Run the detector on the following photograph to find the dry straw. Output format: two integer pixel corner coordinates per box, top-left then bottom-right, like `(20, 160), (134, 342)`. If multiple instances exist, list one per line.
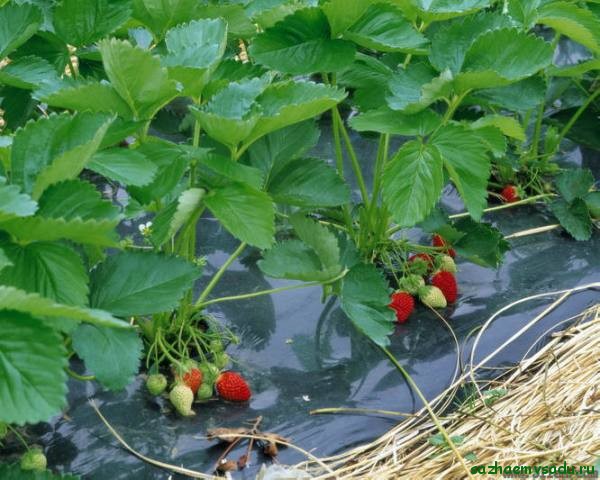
(297, 284), (600, 480)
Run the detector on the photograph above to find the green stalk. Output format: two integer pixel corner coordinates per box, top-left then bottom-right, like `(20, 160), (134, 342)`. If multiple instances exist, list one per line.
(333, 107), (370, 207)
(442, 91), (470, 124)
(67, 56), (78, 79)
(194, 242), (247, 307)
(555, 86), (600, 147)
(370, 133), (389, 209)
(332, 100), (345, 178)
(66, 368), (95, 382)
(364, 133), (390, 253)
(7, 425), (29, 450)
(195, 270), (347, 310)
(530, 101), (545, 161)
(381, 347), (475, 480)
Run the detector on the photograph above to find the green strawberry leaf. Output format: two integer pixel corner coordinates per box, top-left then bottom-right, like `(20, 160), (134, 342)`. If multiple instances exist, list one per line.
(453, 218), (510, 267)
(0, 311), (67, 425)
(127, 139), (191, 204)
(42, 82), (134, 119)
(386, 63), (453, 113)
(53, 0), (132, 47)
(0, 216), (119, 247)
(0, 182), (37, 221)
(0, 240), (89, 306)
(0, 285), (130, 330)
(132, 0), (200, 39)
(383, 139), (444, 228)
(349, 107), (441, 136)
(431, 124), (492, 221)
(537, 2), (600, 54)
(321, 0), (373, 37)
(246, 81), (346, 147)
(246, 0), (305, 30)
(163, 18), (227, 98)
(247, 120), (320, 177)
(290, 214), (342, 277)
(555, 168), (594, 203)
(89, 148), (159, 187)
(413, 0), (492, 22)
(258, 240), (331, 281)
(203, 182), (275, 249)
(195, 151), (264, 189)
(0, 247), (11, 272)
(194, 4), (255, 38)
(585, 192), (600, 219)
(455, 28), (553, 92)
(547, 59), (600, 78)
(469, 76), (547, 112)
(469, 125), (506, 158)
(0, 55), (59, 90)
(266, 157), (350, 208)
(90, 251), (201, 316)
(150, 188), (204, 248)
(551, 198), (593, 241)
(72, 324), (142, 390)
(429, 12), (512, 75)
(0, 3), (42, 58)
(344, 4), (428, 54)
(507, 0), (542, 27)
(259, 216), (343, 281)
(37, 179), (120, 221)
(337, 53), (393, 110)
(249, 8), (356, 75)
(10, 112), (114, 199)
(471, 114), (525, 141)
(191, 76), (270, 148)
(341, 263), (395, 348)
(99, 38), (179, 120)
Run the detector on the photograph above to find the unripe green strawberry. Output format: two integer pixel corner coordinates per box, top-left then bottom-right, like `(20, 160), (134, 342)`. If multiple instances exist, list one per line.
(210, 339), (224, 352)
(198, 362), (220, 384)
(146, 374), (167, 396)
(418, 285), (447, 308)
(0, 422), (7, 440)
(197, 382), (213, 401)
(169, 384), (195, 417)
(398, 274), (425, 295)
(213, 351), (230, 369)
(20, 447), (47, 471)
(437, 255), (457, 273)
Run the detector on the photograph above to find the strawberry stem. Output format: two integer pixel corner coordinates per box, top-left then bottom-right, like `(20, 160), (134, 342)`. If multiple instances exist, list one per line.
(7, 425), (30, 451)
(195, 242), (247, 307)
(65, 368), (95, 382)
(194, 270), (348, 310)
(380, 347), (475, 480)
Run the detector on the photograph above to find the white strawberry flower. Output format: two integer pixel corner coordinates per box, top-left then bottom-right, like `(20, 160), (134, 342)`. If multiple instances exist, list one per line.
(138, 221), (153, 236)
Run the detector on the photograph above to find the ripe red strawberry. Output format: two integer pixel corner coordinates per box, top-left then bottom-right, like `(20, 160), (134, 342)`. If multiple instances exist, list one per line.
(432, 234), (456, 258)
(389, 291), (414, 324)
(408, 253), (434, 273)
(430, 271), (458, 304)
(174, 361), (203, 395)
(501, 185), (519, 203)
(182, 368), (202, 395)
(216, 371), (251, 402)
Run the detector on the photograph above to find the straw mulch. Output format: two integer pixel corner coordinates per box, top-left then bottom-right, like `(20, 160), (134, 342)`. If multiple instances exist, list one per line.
(298, 302), (600, 480)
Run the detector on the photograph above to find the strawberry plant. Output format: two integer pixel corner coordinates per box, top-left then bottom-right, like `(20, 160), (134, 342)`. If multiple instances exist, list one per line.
(0, 0), (598, 476)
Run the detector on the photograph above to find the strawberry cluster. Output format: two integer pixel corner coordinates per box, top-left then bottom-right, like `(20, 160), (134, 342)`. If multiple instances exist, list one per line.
(388, 234), (460, 324)
(145, 347), (252, 417)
